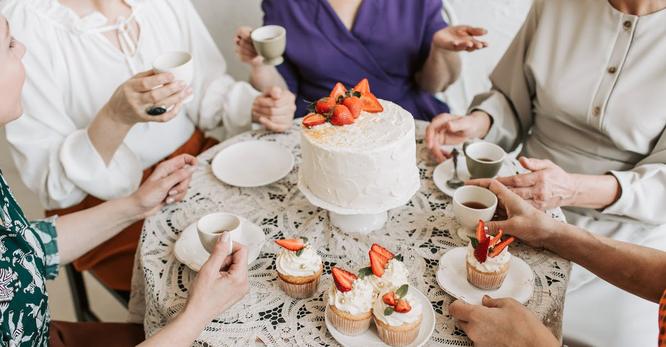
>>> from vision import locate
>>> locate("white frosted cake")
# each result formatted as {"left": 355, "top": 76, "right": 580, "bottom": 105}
{"left": 299, "top": 100, "right": 420, "bottom": 212}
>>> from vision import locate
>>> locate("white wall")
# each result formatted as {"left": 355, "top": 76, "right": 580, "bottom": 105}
{"left": 192, "top": 0, "right": 263, "bottom": 81}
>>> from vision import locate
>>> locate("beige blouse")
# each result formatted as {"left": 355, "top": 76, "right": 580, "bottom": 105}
{"left": 471, "top": 0, "right": 666, "bottom": 226}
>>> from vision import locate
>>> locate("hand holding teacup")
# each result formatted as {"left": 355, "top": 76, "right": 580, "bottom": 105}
{"left": 235, "top": 25, "right": 287, "bottom": 67}
{"left": 197, "top": 212, "right": 241, "bottom": 255}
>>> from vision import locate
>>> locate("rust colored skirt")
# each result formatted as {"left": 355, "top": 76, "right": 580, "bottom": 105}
{"left": 49, "top": 321, "right": 145, "bottom": 347}
{"left": 46, "top": 129, "right": 218, "bottom": 291}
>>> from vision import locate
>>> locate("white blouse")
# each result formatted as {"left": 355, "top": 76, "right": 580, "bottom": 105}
{"left": 471, "top": 0, "right": 666, "bottom": 226}
{"left": 1, "top": 0, "right": 260, "bottom": 209}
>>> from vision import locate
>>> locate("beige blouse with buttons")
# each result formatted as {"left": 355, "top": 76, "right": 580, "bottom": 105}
{"left": 471, "top": 0, "right": 666, "bottom": 227}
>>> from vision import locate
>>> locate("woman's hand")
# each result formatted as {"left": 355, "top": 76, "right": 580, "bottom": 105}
{"left": 465, "top": 179, "right": 560, "bottom": 248}
{"left": 433, "top": 25, "right": 488, "bottom": 52}
{"left": 425, "top": 111, "right": 492, "bottom": 163}
{"left": 235, "top": 26, "right": 263, "bottom": 67}
{"left": 491, "top": 157, "right": 579, "bottom": 210}
{"left": 103, "top": 70, "right": 193, "bottom": 125}
{"left": 184, "top": 234, "right": 250, "bottom": 324}
{"left": 449, "top": 296, "right": 559, "bottom": 347}
{"left": 252, "top": 87, "right": 296, "bottom": 132}
{"left": 131, "top": 154, "right": 197, "bottom": 218}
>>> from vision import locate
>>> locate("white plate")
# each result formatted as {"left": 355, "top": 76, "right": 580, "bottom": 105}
{"left": 211, "top": 141, "right": 294, "bottom": 187}
{"left": 436, "top": 247, "right": 534, "bottom": 305}
{"left": 325, "top": 288, "right": 435, "bottom": 347}
{"left": 432, "top": 157, "right": 515, "bottom": 197}
{"left": 174, "top": 218, "right": 265, "bottom": 271}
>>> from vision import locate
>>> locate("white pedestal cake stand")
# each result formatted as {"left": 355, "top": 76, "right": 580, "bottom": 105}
{"left": 298, "top": 175, "right": 420, "bottom": 235}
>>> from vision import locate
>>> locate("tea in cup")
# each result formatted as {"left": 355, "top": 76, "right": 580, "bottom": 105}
{"left": 463, "top": 141, "right": 506, "bottom": 179}
{"left": 196, "top": 212, "right": 240, "bottom": 254}
{"left": 251, "top": 25, "right": 287, "bottom": 66}
{"left": 452, "top": 185, "right": 498, "bottom": 240}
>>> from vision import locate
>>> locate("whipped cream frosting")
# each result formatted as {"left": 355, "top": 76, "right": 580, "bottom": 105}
{"left": 366, "top": 259, "right": 409, "bottom": 294}
{"left": 373, "top": 291, "right": 423, "bottom": 326}
{"left": 276, "top": 246, "right": 322, "bottom": 277}
{"left": 328, "top": 278, "right": 374, "bottom": 315}
{"left": 299, "top": 100, "right": 420, "bottom": 211}
{"left": 466, "top": 241, "right": 511, "bottom": 272}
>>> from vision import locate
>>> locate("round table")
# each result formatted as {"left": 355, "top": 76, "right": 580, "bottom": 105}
{"left": 128, "top": 121, "right": 571, "bottom": 346}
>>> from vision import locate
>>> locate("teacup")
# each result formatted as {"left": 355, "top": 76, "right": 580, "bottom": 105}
{"left": 463, "top": 141, "right": 506, "bottom": 179}
{"left": 452, "top": 186, "right": 498, "bottom": 240}
{"left": 251, "top": 25, "right": 286, "bottom": 66}
{"left": 153, "top": 51, "right": 194, "bottom": 103}
{"left": 196, "top": 212, "right": 240, "bottom": 254}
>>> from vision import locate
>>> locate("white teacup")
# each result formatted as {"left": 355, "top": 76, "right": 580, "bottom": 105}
{"left": 452, "top": 186, "right": 498, "bottom": 240}
{"left": 251, "top": 25, "right": 286, "bottom": 66}
{"left": 153, "top": 51, "right": 194, "bottom": 103}
{"left": 196, "top": 212, "right": 240, "bottom": 254}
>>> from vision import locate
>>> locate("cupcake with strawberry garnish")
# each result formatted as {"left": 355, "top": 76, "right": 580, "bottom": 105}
{"left": 327, "top": 267, "right": 375, "bottom": 336}
{"left": 372, "top": 284, "right": 423, "bottom": 346}
{"left": 359, "top": 244, "right": 409, "bottom": 296}
{"left": 466, "top": 221, "right": 515, "bottom": 290}
{"left": 275, "top": 237, "right": 323, "bottom": 298}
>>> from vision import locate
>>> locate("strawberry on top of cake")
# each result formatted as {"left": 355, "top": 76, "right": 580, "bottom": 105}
{"left": 302, "top": 78, "right": 383, "bottom": 128}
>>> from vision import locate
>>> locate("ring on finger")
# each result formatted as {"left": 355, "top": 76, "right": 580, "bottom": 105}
{"left": 146, "top": 105, "right": 168, "bottom": 116}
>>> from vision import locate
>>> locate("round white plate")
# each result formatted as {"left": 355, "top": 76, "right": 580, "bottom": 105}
{"left": 211, "top": 141, "right": 294, "bottom": 187}
{"left": 174, "top": 218, "right": 265, "bottom": 271}
{"left": 436, "top": 247, "right": 534, "bottom": 305}
{"left": 432, "top": 157, "right": 515, "bottom": 197}
{"left": 325, "top": 288, "right": 435, "bottom": 347}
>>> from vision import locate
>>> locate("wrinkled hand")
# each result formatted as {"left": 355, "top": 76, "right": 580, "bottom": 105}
{"left": 465, "top": 179, "right": 560, "bottom": 248}
{"left": 433, "top": 25, "right": 488, "bottom": 52}
{"left": 104, "top": 70, "right": 192, "bottom": 125}
{"left": 449, "top": 296, "right": 559, "bottom": 347}
{"left": 425, "top": 111, "right": 492, "bottom": 163}
{"left": 252, "top": 87, "right": 296, "bottom": 132}
{"left": 131, "top": 154, "right": 197, "bottom": 218}
{"left": 492, "top": 157, "right": 578, "bottom": 210}
{"left": 185, "top": 234, "right": 250, "bottom": 323}
{"left": 234, "top": 26, "right": 263, "bottom": 67}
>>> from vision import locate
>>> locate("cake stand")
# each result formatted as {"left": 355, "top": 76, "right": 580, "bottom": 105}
{"left": 298, "top": 174, "right": 420, "bottom": 235}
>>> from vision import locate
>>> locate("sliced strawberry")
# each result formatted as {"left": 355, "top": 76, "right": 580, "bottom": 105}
{"left": 474, "top": 237, "right": 491, "bottom": 263}
{"left": 353, "top": 78, "right": 371, "bottom": 95}
{"left": 342, "top": 97, "right": 363, "bottom": 119}
{"left": 275, "top": 239, "right": 305, "bottom": 252}
{"left": 394, "top": 299, "right": 412, "bottom": 313}
{"left": 315, "top": 97, "right": 336, "bottom": 114}
{"left": 382, "top": 291, "right": 397, "bottom": 306}
{"left": 330, "top": 104, "right": 355, "bottom": 126}
{"left": 476, "top": 220, "right": 487, "bottom": 243}
{"left": 489, "top": 229, "right": 504, "bottom": 247}
{"left": 329, "top": 82, "right": 348, "bottom": 103}
{"left": 489, "top": 236, "right": 515, "bottom": 258}
{"left": 332, "top": 267, "right": 357, "bottom": 292}
{"left": 371, "top": 244, "right": 395, "bottom": 260}
{"left": 369, "top": 250, "right": 390, "bottom": 277}
{"left": 360, "top": 92, "right": 383, "bottom": 113}
{"left": 302, "top": 113, "right": 326, "bottom": 128}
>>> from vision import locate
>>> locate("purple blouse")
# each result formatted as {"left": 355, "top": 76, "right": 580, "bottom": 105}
{"left": 262, "top": 0, "right": 449, "bottom": 121}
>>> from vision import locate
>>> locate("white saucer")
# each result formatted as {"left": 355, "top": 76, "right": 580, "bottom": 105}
{"left": 174, "top": 218, "right": 265, "bottom": 271}
{"left": 325, "top": 288, "right": 435, "bottom": 347}
{"left": 211, "top": 140, "right": 294, "bottom": 187}
{"left": 436, "top": 247, "right": 534, "bottom": 305}
{"left": 432, "top": 157, "right": 515, "bottom": 197}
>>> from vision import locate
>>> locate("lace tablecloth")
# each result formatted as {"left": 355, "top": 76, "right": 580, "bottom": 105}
{"left": 128, "top": 121, "right": 571, "bottom": 346}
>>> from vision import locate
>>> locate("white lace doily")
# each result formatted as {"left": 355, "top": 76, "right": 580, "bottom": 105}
{"left": 128, "top": 121, "right": 571, "bottom": 346}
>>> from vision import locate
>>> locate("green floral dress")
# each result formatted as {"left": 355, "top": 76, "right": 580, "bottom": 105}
{"left": 0, "top": 171, "right": 59, "bottom": 346}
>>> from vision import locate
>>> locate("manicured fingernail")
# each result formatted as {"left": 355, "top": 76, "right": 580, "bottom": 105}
{"left": 166, "top": 197, "right": 175, "bottom": 204}
{"left": 169, "top": 189, "right": 178, "bottom": 196}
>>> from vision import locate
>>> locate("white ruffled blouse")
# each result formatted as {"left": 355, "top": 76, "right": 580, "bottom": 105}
{"left": 1, "top": 0, "right": 260, "bottom": 209}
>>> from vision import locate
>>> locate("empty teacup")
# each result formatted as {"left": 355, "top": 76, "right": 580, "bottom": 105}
{"left": 452, "top": 185, "right": 498, "bottom": 239}
{"left": 196, "top": 212, "right": 240, "bottom": 254}
{"left": 153, "top": 51, "right": 194, "bottom": 103}
{"left": 463, "top": 141, "right": 506, "bottom": 179}
{"left": 251, "top": 25, "right": 286, "bottom": 66}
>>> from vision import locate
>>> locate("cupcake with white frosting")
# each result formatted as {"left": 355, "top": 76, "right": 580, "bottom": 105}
{"left": 372, "top": 284, "right": 423, "bottom": 346}
{"left": 466, "top": 221, "right": 515, "bottom": 290}
{"left": 275, "top": 237, "right": 323, "bottom": 298}
{"left": 327, "top": 267, "right": 374, "bottom": 336}
{"left": 360, "top": 244, "right": 409, "bottom": 296}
